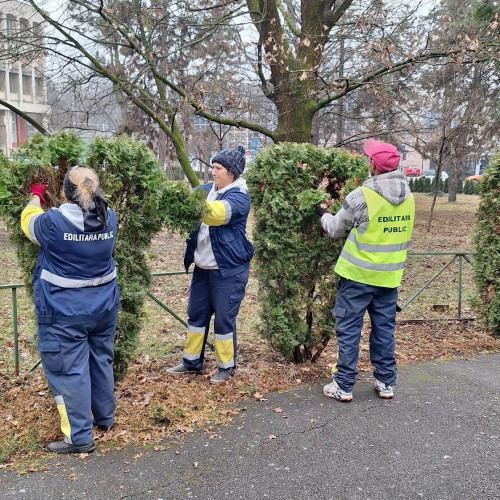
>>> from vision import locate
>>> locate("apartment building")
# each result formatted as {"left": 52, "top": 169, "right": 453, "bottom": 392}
{"left": 0, "top": 1, "right": 48, "bottom": 154}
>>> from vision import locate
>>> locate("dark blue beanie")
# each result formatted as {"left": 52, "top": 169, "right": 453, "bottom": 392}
{"left": 211, "top": 146, "right": 246, "bottom": 178}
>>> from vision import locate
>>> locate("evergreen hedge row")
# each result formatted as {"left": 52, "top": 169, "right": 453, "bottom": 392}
{"left": 246, "top": 143, "right": 367, "bottom": 362}
{"left": 408, "top": 177, "right": 478, "bottom": 195}
{"left": 473, "top": 154, "right": 500, "bottom": 336}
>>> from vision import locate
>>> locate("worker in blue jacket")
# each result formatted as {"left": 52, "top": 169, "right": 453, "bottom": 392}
{"left": 167, "top": 146, "right": 254, "bottom": 384}
{"left": 21, "top": 165, "right": 119, "bottom": 454}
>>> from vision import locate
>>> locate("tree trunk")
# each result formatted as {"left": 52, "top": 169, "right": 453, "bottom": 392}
{"left": 170, "top": 122, "right": 199, "bottom": 187}
{"left": 448, "top": 168, "right": 460, "bottom": 202}
{"left": 204, "top": 163, "right": 210, "bottom": 183}
{"left": 311, "top": 112, "right": 320, "bottom": 146}
{"left": 293, "top": 345, "right": 305, "bottom": 363}
{"left": 157, "top": 129, "right": 167, "bottom": 170}
{"left": 336, "top": 37, "right": 345, "bottom": 145}
{"left": 274, "top": 98, "right": 315, "bottom": 143}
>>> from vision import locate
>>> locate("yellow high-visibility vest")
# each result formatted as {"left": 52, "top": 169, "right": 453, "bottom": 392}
{"left": 334, "top": 186, "right": 415, "bottom": 288}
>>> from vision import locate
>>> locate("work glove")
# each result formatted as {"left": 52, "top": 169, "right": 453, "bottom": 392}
{"left": 30, "top": 184, "right": 47, "bottom": 205}
{"left": 315, "top": 206, "right": 329, "bottom": 217}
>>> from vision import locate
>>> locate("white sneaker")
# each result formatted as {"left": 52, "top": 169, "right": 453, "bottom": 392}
{"left": 323, "top": 379, "right": 353, "bottom": 402}
{"left": 374, "top": 378, "right": 394, "bottom": 399}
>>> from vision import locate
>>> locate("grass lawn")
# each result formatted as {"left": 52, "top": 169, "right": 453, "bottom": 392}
{"left": 1, "top": 192, "right": 499, "bottom": 469}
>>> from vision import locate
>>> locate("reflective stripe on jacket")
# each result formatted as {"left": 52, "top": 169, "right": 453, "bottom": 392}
{"left": 334, "top": 186, "right": 415, "bottom": 288}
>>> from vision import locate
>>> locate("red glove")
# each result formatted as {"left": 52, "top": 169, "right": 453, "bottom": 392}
{"left": 30, "top": 184, "right": 47, "bottom": 205}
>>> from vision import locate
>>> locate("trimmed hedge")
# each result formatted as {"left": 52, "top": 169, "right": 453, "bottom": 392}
{"left": 246, "top": 143, "right": 367, "bottom": 362}
{"left": 472, "top": 154, "right": 500, "bottom": 336}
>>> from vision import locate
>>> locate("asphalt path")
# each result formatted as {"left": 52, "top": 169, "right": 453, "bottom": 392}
{"left": 1, "top": 354, "right": 499, "bottom": 500}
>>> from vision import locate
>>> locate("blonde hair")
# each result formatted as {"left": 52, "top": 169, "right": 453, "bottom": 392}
{"left": 67, "top": 165, "right": 100, "bottom": 211}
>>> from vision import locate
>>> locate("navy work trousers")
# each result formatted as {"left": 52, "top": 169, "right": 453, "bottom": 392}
{"left": 182, "top": 266, "right": 249, "bottom": 371}
{"left": 332, "top": 277, "right": 398, "bottom": 392}
{"left": 38, "top": 311, "right": 117, "bottom": 446}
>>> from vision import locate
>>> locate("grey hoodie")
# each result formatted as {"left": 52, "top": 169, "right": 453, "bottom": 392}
{"left": 320, "top": 170, "right": 412, "bottom": 239}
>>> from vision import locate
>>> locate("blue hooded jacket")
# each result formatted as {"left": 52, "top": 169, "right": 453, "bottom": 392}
{"left": 184, "top": 181, "right": 254, "bottom": 278}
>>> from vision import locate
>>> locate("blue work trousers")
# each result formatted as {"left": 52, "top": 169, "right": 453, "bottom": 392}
{"left": 332, "top": 278, "right": 398, "bottom": 392}
{"left": 37, "top": 311, "right": 117, "bottom": 446}
{"left": 182, "top": 266, "right": 249, "bottom": 371}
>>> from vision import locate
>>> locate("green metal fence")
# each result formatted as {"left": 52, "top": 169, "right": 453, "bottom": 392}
{"left": 0, "top": 271, "right": 191, "bottom": 376}
{"left": 399, "top": 252, "right": 472, "bottom": 319}
{"left": 1, "top": 253, "right": 473, "bottom": 376}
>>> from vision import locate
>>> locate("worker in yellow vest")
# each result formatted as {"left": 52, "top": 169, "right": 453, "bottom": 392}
{"left": 317, "top": 139, "right": 415, "bottom": 402}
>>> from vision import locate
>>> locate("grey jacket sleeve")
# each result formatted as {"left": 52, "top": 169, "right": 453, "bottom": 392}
{"left": 320, "top": 188, "right": 369, "bottom": 239}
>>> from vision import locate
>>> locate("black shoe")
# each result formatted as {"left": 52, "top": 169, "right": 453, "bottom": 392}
{"left": 48, "top": 440, "right": 95, "bottom": 454}
{"left": 96, "top": 423, "right": 115, "bottom": 432}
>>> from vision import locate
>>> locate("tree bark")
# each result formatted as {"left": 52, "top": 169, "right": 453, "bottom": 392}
{"left": 448, "top": 168, "right": 461, "bottom": 202}
{"left": 274, "top": 98, "right": 316, "bottom": 143}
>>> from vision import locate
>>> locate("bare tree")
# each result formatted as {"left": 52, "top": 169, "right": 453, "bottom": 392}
{"left": 1, "top": 0, "right": 497, "bottom": 185}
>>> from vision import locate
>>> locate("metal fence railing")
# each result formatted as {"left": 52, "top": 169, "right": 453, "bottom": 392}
{"left": 0, "top": 272, "right": 191, "bottom": 376}
{"left": 1, "top": 254, "right": 472, "bottom": 376}
{"left": 399, "top": 252, "right": 472, "bottom": 320}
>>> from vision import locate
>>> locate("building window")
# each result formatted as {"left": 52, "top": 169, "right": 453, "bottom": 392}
{"left": 19, "top": 18, "right": 30, "bottom": 33}
{"left": 0, "top": 110, "right": 7, "bottom": 153}
{"left": 22, "top": 74, "right": 32, "bottom": 96}
{"left": 0, "top": 71, "right": 6, "bottom": 93}
{"left": 9, "top": 72, "right": 19, "bottom": 95}
{"left": 6, "top": 14, "right": 16, "bottom": 35}
{"left": 35, "top": 77, "right": 44, "bottom": 99}
{"left": 10, "top": 111, "right": 18, "bottom": 145}
{"left": 193, "top": 116, "right": 209, "bottom": 131}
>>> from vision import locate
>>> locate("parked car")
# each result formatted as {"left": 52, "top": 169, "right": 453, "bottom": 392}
{"left": 465, "top": 175, "right": 482, "bottom": 182}
{"left": 421, "top": 169, "right": 448, "bottom": 180}
{"left": 403, "top": 166, "right": 421, "bottom": 177}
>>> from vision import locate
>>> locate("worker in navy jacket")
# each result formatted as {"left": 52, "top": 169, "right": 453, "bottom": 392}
{"left": 21, "top": 166, "right": 119, "bottom": 454}
{"left": 167, "top": 146, "right": 254, "bottom": 384}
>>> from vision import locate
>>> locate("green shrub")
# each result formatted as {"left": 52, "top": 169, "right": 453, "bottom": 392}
{"left": 443, "top": 178, "right": 449, "bottom": 193}
{"left": 0, "top": 132, "right": 85, "bottom": 296}
{"left": 160, "top": 181, "right": 208, "bottom": 236}
{"left": 0, "top": 133, "right": 206, "bottom": 378}
{"left": 472, "top": 155, "right": 500, "bottom": 336}
{"left": 86, "top": 136, "right": 167, "bottom": 379}
{"left": 457, "top": 178, "right": 463, "bottom": 193}
{"left": 426, "top": 190, "right": 444, "bottom": 197}
{"left": 0, "top": 133, "right": 167, "bottom": 379}
{"left": 246, "top": 143, "right": 367, "bottom": 362}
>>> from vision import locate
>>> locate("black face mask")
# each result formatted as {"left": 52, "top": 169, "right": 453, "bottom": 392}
{"left": 63, "top": 172, "right": 109, "bottom": 228}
